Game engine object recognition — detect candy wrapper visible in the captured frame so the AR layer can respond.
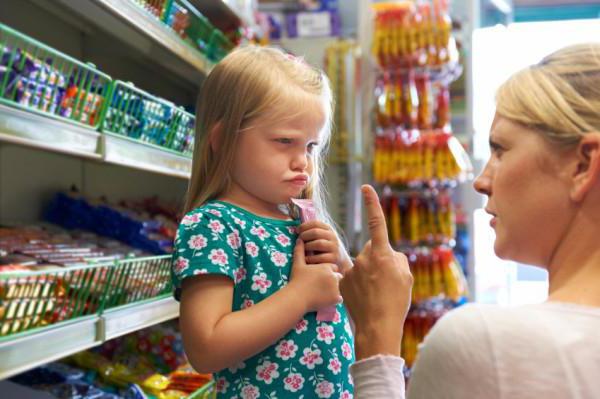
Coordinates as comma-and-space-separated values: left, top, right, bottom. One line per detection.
291, 198, 337, 322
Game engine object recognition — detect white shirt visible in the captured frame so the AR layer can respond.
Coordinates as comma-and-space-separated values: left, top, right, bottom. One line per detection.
351, 302, 600, 399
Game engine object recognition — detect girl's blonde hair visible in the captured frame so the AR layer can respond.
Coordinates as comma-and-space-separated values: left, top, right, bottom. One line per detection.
495, 43, 600, 146
184, 45, 335, 226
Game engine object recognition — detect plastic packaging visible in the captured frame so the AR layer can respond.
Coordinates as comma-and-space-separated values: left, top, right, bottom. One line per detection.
291, 198, 337, 322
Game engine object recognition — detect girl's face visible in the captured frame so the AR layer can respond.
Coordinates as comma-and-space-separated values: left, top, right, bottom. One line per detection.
473, 115, 575, 267
225, 96, 326, 214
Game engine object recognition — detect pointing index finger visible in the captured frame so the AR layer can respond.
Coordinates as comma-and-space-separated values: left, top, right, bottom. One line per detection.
361, 185, 390, 250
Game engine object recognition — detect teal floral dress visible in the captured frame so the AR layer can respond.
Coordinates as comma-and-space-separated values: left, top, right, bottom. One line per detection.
172, 201, 355, 399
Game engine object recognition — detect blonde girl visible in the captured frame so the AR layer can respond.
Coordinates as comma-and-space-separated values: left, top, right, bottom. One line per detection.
172, 46, 354, 398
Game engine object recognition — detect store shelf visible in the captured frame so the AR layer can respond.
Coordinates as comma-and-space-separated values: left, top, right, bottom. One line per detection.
0, 297, 179, 380
193, 0, 255, 29
100, 133, 192, 179
57, 0, 213, 85
0, 316, 99, 380
0, 104, 101, 160
100, 296, 179, 341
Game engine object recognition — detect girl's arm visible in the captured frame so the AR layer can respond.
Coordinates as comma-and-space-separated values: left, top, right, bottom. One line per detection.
179, 240, 342, 373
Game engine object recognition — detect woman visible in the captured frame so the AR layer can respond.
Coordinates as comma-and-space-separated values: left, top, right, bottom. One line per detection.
343, 43, 600, 398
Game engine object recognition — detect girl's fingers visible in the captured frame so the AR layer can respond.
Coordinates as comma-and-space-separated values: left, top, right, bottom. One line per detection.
299, 228, 336, 243
306, 253, 337, 265
304, 239, 336, 253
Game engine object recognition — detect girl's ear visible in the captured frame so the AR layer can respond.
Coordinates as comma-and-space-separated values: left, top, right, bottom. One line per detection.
571, 132, 600, 202
209, 122, 223, 153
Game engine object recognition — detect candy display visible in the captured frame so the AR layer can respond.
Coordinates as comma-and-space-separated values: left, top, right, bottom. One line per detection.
45, 192, 178, 255
370, 1, 468, 374
405, 247, 468, 303
8, 322, 213, 398
0, 26, 110, 127
401, 301, 451, 368
103, 82, 195, 155
372, 0, 455, 69
382, 190, 455, 247
373, 131, 463, 185
164, 0, 216, 57
131, 0, 170, 19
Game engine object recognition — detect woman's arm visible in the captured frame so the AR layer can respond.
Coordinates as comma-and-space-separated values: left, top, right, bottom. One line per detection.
180, 240, 342, 373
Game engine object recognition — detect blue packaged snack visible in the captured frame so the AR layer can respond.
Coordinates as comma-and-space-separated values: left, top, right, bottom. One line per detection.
45, 362, 86, 382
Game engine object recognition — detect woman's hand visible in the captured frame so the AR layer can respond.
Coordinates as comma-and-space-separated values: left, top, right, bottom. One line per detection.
298, 221, 353, 273
340, 185, 413, 360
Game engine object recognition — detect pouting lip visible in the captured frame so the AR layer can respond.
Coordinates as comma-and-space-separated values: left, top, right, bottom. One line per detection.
287, 175, 309, 183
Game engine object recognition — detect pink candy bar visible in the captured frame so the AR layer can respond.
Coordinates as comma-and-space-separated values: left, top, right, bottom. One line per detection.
291, 198, 337, 322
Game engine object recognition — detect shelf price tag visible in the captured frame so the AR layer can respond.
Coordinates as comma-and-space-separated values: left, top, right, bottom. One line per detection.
297, 12, 331, 37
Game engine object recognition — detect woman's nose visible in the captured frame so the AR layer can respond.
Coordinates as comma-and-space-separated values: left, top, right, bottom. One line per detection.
473, 162, 493, 196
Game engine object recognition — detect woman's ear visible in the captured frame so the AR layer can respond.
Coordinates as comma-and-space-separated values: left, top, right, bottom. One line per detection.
571, 133, 600, 202
209, 122, 223, 153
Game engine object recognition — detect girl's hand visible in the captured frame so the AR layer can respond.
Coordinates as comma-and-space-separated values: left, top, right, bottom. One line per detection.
288, 239, 343, 313
298, 221, 353, 273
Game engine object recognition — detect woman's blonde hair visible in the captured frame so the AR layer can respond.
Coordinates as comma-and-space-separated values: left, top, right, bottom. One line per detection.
496, 43, 600, 145
184, 45, 335, 226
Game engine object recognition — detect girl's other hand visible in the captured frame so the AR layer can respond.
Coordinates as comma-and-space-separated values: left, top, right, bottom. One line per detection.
288, 239, 342, 313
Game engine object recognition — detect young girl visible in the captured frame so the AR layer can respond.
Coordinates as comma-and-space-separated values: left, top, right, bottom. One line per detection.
172, 46, 355, 398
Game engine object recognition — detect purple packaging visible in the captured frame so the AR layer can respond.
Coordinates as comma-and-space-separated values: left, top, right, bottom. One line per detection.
291, 198, 337, 322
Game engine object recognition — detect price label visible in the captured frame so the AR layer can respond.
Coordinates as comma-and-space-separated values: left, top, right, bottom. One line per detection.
297, 12, 331, 37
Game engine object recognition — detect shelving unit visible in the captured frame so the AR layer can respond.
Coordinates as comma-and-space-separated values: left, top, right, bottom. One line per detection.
0, 297, 178, 380
57, 0, 214, 85
0, 0, 253, 389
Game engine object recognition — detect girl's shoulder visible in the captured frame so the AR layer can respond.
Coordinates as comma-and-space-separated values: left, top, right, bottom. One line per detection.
180, 201, 243, 226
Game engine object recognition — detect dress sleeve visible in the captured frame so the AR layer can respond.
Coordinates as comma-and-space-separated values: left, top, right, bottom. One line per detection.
407, 304, 500, 399
172, 209, 242, 290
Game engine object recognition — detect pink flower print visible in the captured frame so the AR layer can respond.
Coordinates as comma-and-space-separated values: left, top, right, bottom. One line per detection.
316, 381, 334, 398
287, 226, 297, 235
227, 230, 241, 249
228, 361, 246, 373
192, 269, 208, 276
215, 377, 229, 393
209, 249, 228, 266
242, 298, 254, 309
245, 241, 259, 258
295, 319, 308, 334
187, 234, 207, 250
275, 339, 298, 361
207, 209, 222, 217
234, 267, 247, 283
256, 360, 279, 385
299, 348, 323, 370
333, 310, 341, 324
317, 325, 335, 344
270, 250, 287, 267
233, 216, 246, 229
328, 357, 342, 375
240, 384, 260, 399
173, 257, 189, 274
342, 342, 353, 360
181, 213, 201, 226
251, 273, 272, 294
250, 225, 270, 240
275, 234, 291, 247
341, 390, 353, 399
284, 373, 305, 393
208, 219, 225, 234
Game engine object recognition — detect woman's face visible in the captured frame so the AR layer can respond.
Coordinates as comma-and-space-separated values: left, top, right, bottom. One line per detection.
473, 115, 575, 267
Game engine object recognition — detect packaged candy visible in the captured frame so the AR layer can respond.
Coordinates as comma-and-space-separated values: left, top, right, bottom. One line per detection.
291, 198, 337, 322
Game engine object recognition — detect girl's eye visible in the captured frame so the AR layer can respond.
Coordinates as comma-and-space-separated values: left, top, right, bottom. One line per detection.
307, 143, 319, 154
275, 138, 293, 144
